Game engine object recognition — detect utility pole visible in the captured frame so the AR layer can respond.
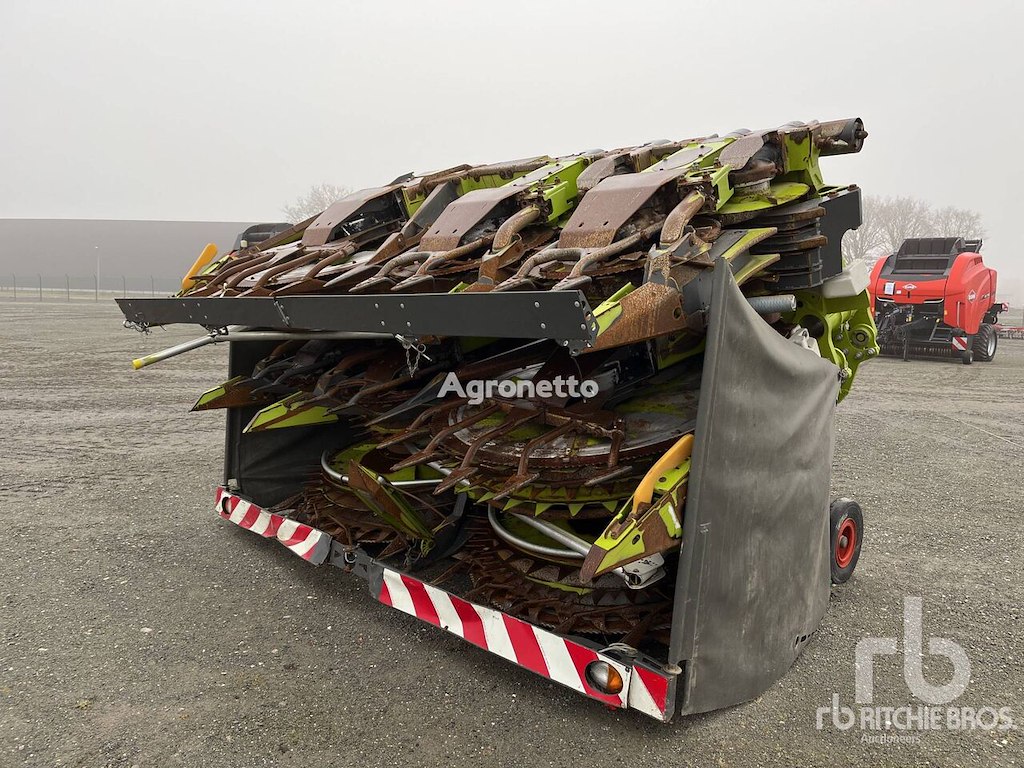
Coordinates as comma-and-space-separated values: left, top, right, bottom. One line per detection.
38, 274, 42, 302
94, 273, 98, 302
150, 275, 155, 296
121, 275, 126, 297
65, 274, 70, 302
12, 274, 16, 301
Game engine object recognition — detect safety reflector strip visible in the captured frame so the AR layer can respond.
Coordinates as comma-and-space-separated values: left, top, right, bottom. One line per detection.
215, 487, 331, 564
629, 664, 671, 716
210, 489, 675, 719
377, 568, 675, 719
952, 336, 969, 351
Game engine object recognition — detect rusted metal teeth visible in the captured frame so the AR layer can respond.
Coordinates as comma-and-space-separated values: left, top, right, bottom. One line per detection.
583, 465, 635, 487
456, 519, 672, 636
492, 247, 581, 292
322, 262, 382, 290
374, 398, 467, 446
390, 274, 436, 292
432, 466, 478, 495
551, 275, 593, 292
488, 472, 541, 502
349, 275, 396, 294
551, 222, 664, 291
489, 276, 535, 293
389, 404, 501, 472
486, 422, 576, 499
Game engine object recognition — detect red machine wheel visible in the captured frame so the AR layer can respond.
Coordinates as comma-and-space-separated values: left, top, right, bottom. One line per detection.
973, 323, 997, 362
830, 498, 863, 584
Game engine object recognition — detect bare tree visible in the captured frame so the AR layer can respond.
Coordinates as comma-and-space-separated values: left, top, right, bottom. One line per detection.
930, 205, 984, 239
874, 196, 933, 254
841, 195, 984, 268
842, 194, 886, 263
282, 183, 351, 223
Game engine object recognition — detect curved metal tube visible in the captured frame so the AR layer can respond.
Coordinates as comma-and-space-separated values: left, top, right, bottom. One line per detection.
509, 512, 662, 588
487, 507, 582, 559
252, 249, 323, 289
191, 252, 274, 294
412, 236, 492, 276
303, 242, 360, 280
492, 206, 540, 251
188, 251, 260, 287
566, 222, 662, 279
319, 448, 444, 488
493, 247, 583, 291
349, 252, 433, 293
375, 250, 432, 278
223, 252, 295, 291
659, 190, 706, 247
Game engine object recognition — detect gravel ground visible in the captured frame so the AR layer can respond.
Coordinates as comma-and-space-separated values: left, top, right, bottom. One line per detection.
1, 301, 1021, 768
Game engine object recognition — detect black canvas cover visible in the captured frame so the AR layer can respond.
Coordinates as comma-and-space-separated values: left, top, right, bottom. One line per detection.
223, 341, 359, 508
671, 260, 840, 715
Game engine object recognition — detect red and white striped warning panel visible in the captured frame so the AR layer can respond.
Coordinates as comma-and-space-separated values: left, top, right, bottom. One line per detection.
210, 489, 674, 719
215, 487, 331, 564
377, 568, 674, 720
951, 336, 969, 351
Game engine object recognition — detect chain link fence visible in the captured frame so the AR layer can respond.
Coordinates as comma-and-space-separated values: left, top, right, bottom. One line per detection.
0, 275, 183, 302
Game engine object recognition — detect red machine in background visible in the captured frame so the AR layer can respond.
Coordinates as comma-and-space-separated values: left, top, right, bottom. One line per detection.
869, 237, 1006, 364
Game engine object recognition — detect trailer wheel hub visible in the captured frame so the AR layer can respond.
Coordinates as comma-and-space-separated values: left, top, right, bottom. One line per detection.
835, 518, 857, 568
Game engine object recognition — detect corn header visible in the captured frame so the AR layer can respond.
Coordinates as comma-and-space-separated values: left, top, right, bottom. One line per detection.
119, 118, 877, 720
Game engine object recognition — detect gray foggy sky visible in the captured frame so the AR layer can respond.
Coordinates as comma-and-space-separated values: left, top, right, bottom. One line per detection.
1, 0, 1022, 288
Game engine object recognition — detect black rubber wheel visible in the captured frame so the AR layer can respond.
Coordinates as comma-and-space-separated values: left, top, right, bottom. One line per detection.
973, 323, 997, 362
830, 498, 863, 584
961, 349, 974, 365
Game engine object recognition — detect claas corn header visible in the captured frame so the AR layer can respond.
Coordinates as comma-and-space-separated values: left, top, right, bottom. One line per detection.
119, 118, 878, 720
